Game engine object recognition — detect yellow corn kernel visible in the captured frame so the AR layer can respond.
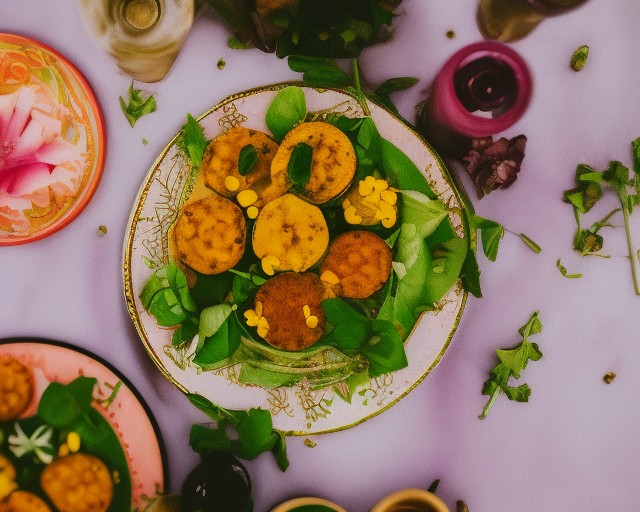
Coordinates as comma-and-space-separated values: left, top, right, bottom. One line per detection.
303, 305, 311, 318
257, 316, 270, 338
373, 179, 389, 192
305, 315, 319, 329
58, 443, 70, 457
247, 206, 259, 219
378, 199, 395, 217
237, 189, 258, 207
224, 176, 240, 192
261, 255, 280, 276
380, 189, 397, 206
344, 205, 363, 225
255, 300, 263, 318
67, 432, 81, 453
244, 309, 260, 327
381, 211, 397, 228
342, 198, 351, 209
359, 176, 376, 196
320, 270, 340, 285
0, 476, 17, 502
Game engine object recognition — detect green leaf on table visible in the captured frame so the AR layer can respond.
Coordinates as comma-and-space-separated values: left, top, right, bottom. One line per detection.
287, 56, 352, 88
238, 144, 259, 176
38, 376, 96, 428
479, 311, 543, 419
563, 164, 603, 213
177, 113, 208, 168
194, 309, 241, 370
287, 142, 313, 187
119, 81, 156, 127
374, 77, 420, 96
556, 258, 582, 279
472, 214, 504, 262
265, 86, 307, 141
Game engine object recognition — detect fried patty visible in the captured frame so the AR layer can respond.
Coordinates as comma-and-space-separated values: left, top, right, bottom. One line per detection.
270, 121, 356, 204
40, 453, 113, 512
254, 272, 326, 351
0, 356, 33, 421
321, 230, 392, 299
0, 491, 51, 512
252, 193, 328, 273
174, 194, 246, 275
201, 126, 286, 207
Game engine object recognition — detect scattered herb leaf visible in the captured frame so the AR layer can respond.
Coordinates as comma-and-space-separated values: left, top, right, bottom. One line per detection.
142, 138, 149, 145
97, 225, 107, 237
556, 258, 582, 279
472, 215, 504, 262
98, 381, 123, 409
603, 372, 616, 384
519, 233, 541, 253
119, 81, 156, 127
480, 311, 543, 419
287, 142, 313, 188
304, 438, 317, 448
176, 113, 208, 168
570, 45, 589, 71
217, 58, 226, 69
238, 144, 259, 176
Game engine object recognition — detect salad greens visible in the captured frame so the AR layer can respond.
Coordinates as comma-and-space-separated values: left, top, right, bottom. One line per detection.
480, 311, 543, 419
563, 137, 640, 295
119, 81, 157, 127
177, 113, 208, 168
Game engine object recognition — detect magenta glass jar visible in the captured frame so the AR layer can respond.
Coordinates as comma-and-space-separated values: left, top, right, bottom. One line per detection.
416, 41, 532, 158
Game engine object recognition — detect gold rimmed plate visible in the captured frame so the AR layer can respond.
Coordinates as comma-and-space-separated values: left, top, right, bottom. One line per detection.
123, 85, 470, 435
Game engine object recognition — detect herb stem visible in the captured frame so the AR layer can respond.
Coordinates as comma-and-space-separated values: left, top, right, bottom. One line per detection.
479, 389, 501, 419
620, 198, 640, 295
352, 58, 371, 117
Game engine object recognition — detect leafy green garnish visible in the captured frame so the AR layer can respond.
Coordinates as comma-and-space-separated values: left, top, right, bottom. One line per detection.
570, 45, 589, 71
119, 81, 157, 127
176, 113, 208, 168
265, 86, 307, 141
38, 376, 96, 427
556, 258, 582, 279
187, 393, 289, 471
238, 144, 258, 176
287, 56, 352, 88
287, 142, 313, 188
472, 214, 541, 262
563, 138, 640, 294
480, 311, 543, 419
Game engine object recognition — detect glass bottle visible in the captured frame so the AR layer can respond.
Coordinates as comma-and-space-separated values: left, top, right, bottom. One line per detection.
78, 0, 194, 82
416, 41, 532, 158
477, 0, 590, 42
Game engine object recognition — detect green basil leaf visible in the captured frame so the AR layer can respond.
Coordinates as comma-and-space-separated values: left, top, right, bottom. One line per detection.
177, 113, 207, 168
238, 144, 259, 176
374, 77, 420, 96
265, 86, 307, 140
119, 82, 156, 127
287, 56, 352, 88
38, 377, 96, 428
287, 142, 313, 187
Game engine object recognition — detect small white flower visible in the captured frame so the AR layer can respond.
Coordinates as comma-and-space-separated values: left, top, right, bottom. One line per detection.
8, 423, 54, 464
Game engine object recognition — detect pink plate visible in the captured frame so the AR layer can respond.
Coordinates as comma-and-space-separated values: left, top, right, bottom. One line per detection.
0, 338, 167, 510
0, 34, 106, 245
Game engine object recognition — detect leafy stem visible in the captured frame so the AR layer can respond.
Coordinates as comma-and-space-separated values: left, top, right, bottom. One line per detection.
351, 58, 371, 116
619, 193, 640, 294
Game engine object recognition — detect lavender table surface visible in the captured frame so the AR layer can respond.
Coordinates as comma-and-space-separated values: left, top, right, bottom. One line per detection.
2, 1, 639, 510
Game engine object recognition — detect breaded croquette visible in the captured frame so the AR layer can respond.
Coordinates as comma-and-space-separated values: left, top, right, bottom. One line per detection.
0, 455, 17, 502
0, 491, 51, 512
40, 453, 113, 512
201, 126, 286, 207
321, 230, 392, 299
174, 194, 246, 275
253, 272, 326, 351
270, 121, 356, 204
0, 356, 33, 421
252, 193, 328, 274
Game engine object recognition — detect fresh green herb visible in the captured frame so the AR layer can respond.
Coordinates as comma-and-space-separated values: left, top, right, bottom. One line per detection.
519, 233, 542, 253
371, 76, 419, 115
176, 113, 208, 168
570, 45, 589, 71
603, 372, 616, 384
556, 258, 582, 279
187, 393, 289, 471
572, 208, 618, 256
563, 138, 640, 294
287, 55, 352, 88
227, 35, 247, 49
287, 142, 313, 188
265, 86, 307, 141
238, 144, 259, 176
472, 214, 541, 261
99, 381, 123, 409
142, 138, 149, 145
480, 311, 543, 419
119, 81, 157, 127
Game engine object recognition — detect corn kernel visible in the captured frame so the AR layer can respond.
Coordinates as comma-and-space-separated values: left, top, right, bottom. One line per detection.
237, 189, 258, 207
359, 176, 376, 196
303, 305, 311, 318
380, 189, 397, 205
320, 270, 340, 285
261, 255, 280, 276
342, 198, 351, 209
244, 309, 259, 327
224, 176, 240, 191
257, 316, 270, 338
381, 211, 397, 228
67, 432, 81, 453
378, 199, 395, 217
247, 206, 259, 219
58, 444, 70, 457
305, 315, 319, 329
373, 179, 389, 192
255, 301, 263, 318
344, 205, 363, 225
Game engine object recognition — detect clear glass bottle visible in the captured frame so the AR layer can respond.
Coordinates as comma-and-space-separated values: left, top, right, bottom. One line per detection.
78, 0, 194, 82
477, 0, 589, 42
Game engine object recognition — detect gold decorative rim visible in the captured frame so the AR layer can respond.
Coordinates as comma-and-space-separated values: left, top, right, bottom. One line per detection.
123, 83, 474, 436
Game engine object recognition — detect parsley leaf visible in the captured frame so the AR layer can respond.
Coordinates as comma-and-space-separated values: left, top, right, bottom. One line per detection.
479, 311, 543, 419
176, 113, 207, 168
119, 82, 157, 127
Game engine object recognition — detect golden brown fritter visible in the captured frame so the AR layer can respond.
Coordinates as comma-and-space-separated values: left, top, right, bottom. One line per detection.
253, 272, 326, 351
321, 230, 392, 299
174, 194, 246, 275
0, 356, 33, 422
252, 193, 328, 274
270, 121, 356, 204
0, 491, 51, 512
201, 126, 286, 207
0, 455, 17, 502
40, 454, 113, 512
